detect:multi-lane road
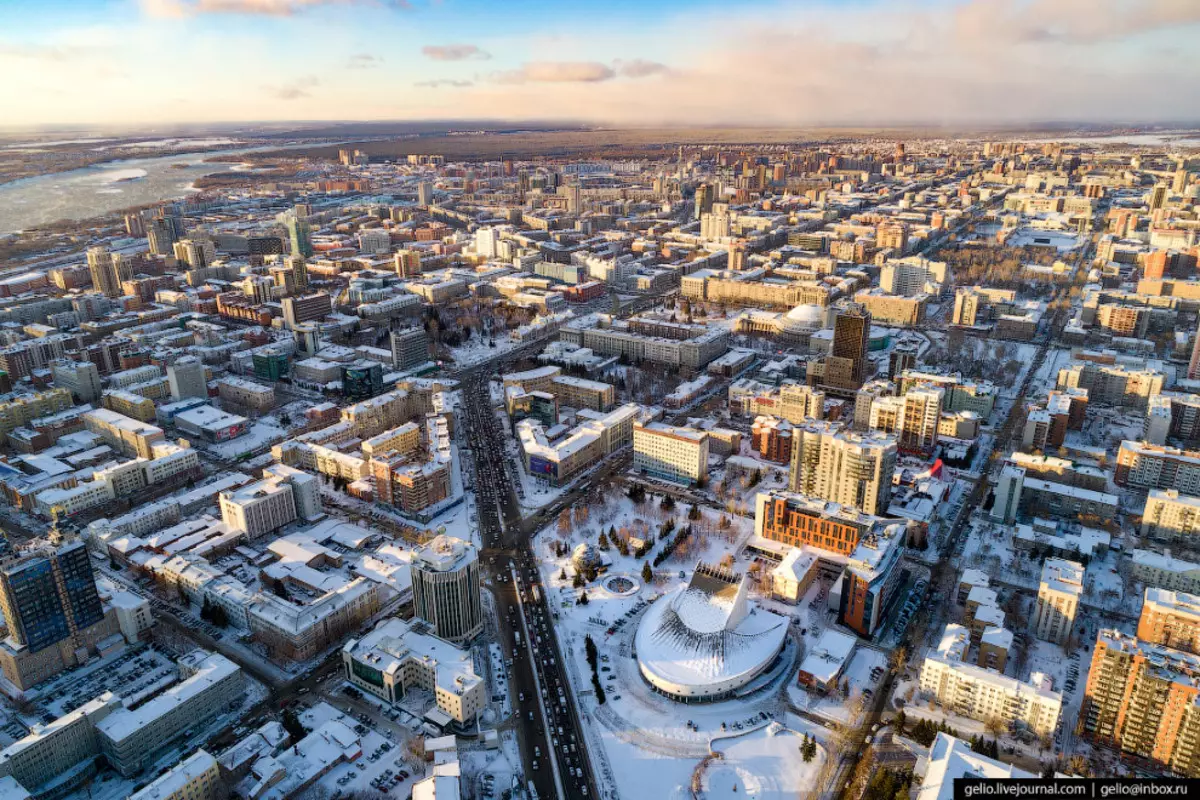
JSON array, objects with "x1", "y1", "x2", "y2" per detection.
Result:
[{"x1": 459, "y1": 370, "x2": 601, "y2": 800}]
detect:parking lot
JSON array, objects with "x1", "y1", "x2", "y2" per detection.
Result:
[{"x1": 34, "y1": 644, "x2": 178, "y2": 720}]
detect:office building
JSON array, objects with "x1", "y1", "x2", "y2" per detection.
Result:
[
  {"x1": 342, "y1": 617, "x2": 485, "y2": 725},
  {"x1": 97, "y1": 651, "x2": 245, "y2": 776},
  {"x1": 390, "y1": 328, "x2": 430, "y2": 372},
  {"x1": 632, "y1": 421, "x2": 710, "y2": 485},
  {"x1": 218, "y1": 477, "x2": 299, "y2": 539},
  {"x1": 517, "y1": 403, "x2": 639, "y2": 486},
  {"x1": 808, "y1": 304, "x2": 872, "y2": 395},
  {"x1": 788, "y1": 421, "x2": 897, "y2": 515},
  {"x1": 285, "y1": 215, "x2": 313, "y2": 258},
  {"x1": 50, "y1": 360, "x2": 102, "y2": 403},
  {"x1": 1082, "y1": 629, "x2": 1200, "y2": 776},
  {"x1": 128, "y1": 750, "x2": 223, "y2": 800},
  {"x1": 167, "y1": 356, "x2": 208, "y2": 401},
  {"x1": 410, "y1": 535, "x2": 482, "y2": 644},
  {"x1": 838, "y1": 521, "x2": 907, "y2": 636},
  {"x1": 1033, "y1": 558, "x2": 1083, "y2": 645},
  {"x1": 282, "y1": 293, "x2": 332, "y2": 329},
  {"x1": 0, "y1": 541, "x2": 122, "y2": 690}
]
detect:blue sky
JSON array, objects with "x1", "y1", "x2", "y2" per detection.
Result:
[{"x1": 2, "y1": 0, "x2": 1199, "y2": 128}]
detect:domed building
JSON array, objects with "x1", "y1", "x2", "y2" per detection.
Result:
[
  {"x1": 635, "y1": 562, "x2": 788, "y2": 702},
  {"x1": 778, "y1": 304, "x2": 827, "y2": 346}
]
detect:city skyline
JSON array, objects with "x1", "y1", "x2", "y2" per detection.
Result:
[{"x1": 3, "y1": 0, "x2": 1200, "y2": 127}]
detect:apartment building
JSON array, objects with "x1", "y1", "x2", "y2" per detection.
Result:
[
  {"x1": 1141, "y1": 489, "x2": 1200, "y2": 542},
  {"x1": 1082, "y1": 629, "x2": 1200, "y2": 776},
  {"x1": 1056, "y1": 361, "x2": 1164, "y2": 410},
  {"x1": 788, "y1": 421, "x2": 897, "y2": 516},
  {"x1": 632, "y1": 421, "x2": 710, "y2": 485},
  {"x1": 867, "y1": 386, "x2": 943, "y2": 455},
  {"x1": 1137, "y1": 587, "x2": 1200, "y2": 655},
  {"x1": 1032, "y1": 558, "x2": 1084, "y2": 645},
  {"x1": 838, "y1": 521, "x2": 907, "y2": 636},
  {"x1": 920, "y1": 624, "x2": 1062, "y2": 737},
  {"x1": 1116, "y1": 441, "x2": 1200, "y2": 493}
]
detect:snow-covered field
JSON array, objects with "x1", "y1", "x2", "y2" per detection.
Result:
[{"x1": 703, "y1": 724, "x2": 825, "y2": 800}]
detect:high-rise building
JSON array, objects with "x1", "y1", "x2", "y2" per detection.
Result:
[
  {"x1": 1082, "y1": 629, "x2": 1200, "y2": 776},
  {"x1": 166, "y1": 356, "x2": 208, "y2": 401},
  {"x1": 1189, "y1": 330, "x2": 1200, "y2": 381},
  {"x1": 394, "y1": 249, "x2": 421, "y2": 278},
  {"x1": 285, "y1": 254, "x2": 309, "y2": 290},
  {"x1": 1149, "y1": 183, "x2": 1168, "y2": 212},
  {"x1": 787, "y1": 421, "x2": 897, "y2": 515},
  {"x1": 830, "y1": 303, "x2": 871, "y2": 385},
  {"x1": 285, "y1": 215, "x2": 313, "y2": 259},
  {"x1": 1032, "y1": 558, "x2": 1083, "y2": 645},
  {"x1": 124, "y1": 212, "x2": 146, "y2": 237},
  {"x1": 417, "y1": 182, "x2": 434, "y2": 207},
  {"x1": 1137, "y1": 587, "x2": 1200, "y2": 655},
  {"x1": 86, "y1": 246, "x2": 123, "y2": 298},
  {"x1": 0, "y1": 541, "x2": 105, "y2": 655},
  {"x1": 868, "y1": 387, "x2": 943, "y2": 454},
  {"x1": 694, "y1": 183, "x2": 714, "y2": 219},
  {"x1": 410, "y1": 535, "x2": 482, "y2": 644},
  {"x1": 173, "y1": 238, "x2": 215, "y2": 269},
  {"x1": 146, "y1": 215, "x2": 182, "y2": 257},
  {"x1": 390, "y1": 328, "x2": 430, "y2": 372},
  {"x1": 50, "y1": 360, "x2": 102, "y2": 403},
  {"x1": 281, "y1": 293, "x2": 332, "y2": 329}
]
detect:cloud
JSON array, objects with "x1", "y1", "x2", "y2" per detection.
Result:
[
  {"x1": 266, "y1": 74, "x2": 319, "y2": 100},
  {"x1": 347, "y1": 53, "x2": 383, "y2": 69},
  {"x1": 492, "y1": 61, "x2": 616, "y2": 84},
  {"x1": 953, "y1": 0, "x2": 1200, "y2": 45},
  {"x1": 141, "y1": 0, "x2": 411, "y2": 17},
  {"x1": 421, "y1": 44, "x2": 490, "y2": 61},
  {"x1": 616, "y1": 59, "x2": 669, "y2": 78},
  {"x1": 415, "y1": 79, "x2": 474, "y2": 88}
]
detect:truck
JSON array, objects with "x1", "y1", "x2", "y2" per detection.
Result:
[{"x1": 532, "y1": 585, "x2": 541, "y2": 604}]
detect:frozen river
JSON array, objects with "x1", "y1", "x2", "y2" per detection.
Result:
[{"x1": 0, "y1": 139, "x2": 338, "y2": 234}]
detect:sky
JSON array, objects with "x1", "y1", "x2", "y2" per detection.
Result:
[{"x1": 2, "y1": 0, "x2": 1200, "y2": 129}]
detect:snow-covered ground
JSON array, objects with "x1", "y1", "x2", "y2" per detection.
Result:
[
  {"x1": 702, "y1": 724, "x2": 825, "y2": 800},
  {"x1": 529, "y1": 496, "x2": 836, "y2": 799}
]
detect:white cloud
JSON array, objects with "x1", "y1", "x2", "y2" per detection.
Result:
[{"x1": 421, "y1": 44, "x2": 490, "y2": 61}]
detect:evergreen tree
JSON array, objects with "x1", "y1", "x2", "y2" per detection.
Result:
[{"x1": 642, "y1": 562, "x2": 653, "y2": 583}]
